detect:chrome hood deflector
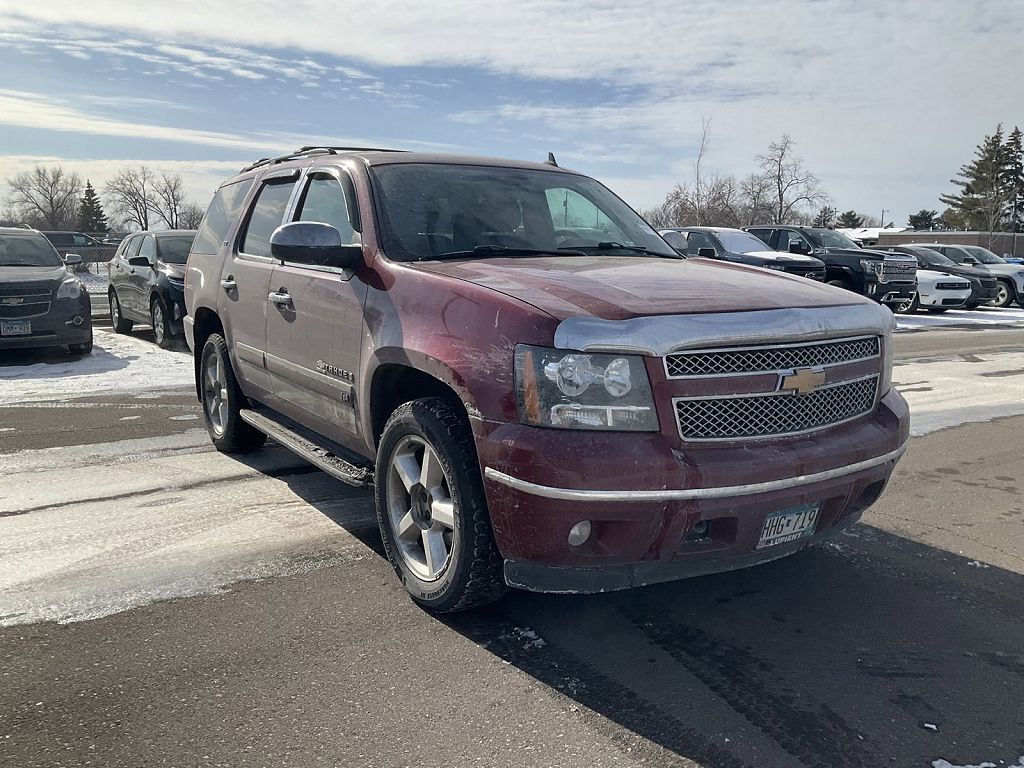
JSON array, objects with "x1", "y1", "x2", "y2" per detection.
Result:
[{"x1": 553, "y1": 304, "x2": 895, "y2": 356}]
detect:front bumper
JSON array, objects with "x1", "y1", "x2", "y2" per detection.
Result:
[
  {"x1": 474, "y1": 389, "x2": 909, "y2": 593},
  {"x1": 0, "y1": 295, "x2": 92, "y2": 350},
  {"x1": 865, "y1": 280, "x2": 916, "y2": 304}
]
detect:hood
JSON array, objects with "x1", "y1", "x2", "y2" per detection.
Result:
[
  {"x1": 934, "y1": 262, "x2": 991, "y2": 279},
  {"x1": 411, "y1": 256, "x2": 866, "y2": 321},
  {"x1": 917, "y1": 269, "x2": 970, "y2": 289},
  {"x1": 825, "y1": 247, "x2": 885, "y2": 259},
  {"x1": 0, "y1": 265, "x2": 69, "y2": 286},
  {"x1": 159, "y1": 262, "x2": 186, "y2": 280},
  {"x1": 739, "y1": 251, "x2": 823, "y2": 265}
]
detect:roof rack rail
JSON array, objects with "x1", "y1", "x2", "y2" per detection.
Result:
[{"x1": 240, "y1": 145, "x2": 408, "y2": 173}]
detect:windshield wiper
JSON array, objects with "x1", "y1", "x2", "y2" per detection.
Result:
[
  {"x1": 558, "y1": 241, "x2": 683, "y2": 259},
  {"x1": 425, "y1": 245, "x2": 589, "y2": 261}
]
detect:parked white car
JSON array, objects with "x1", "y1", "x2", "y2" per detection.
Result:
[{"x1": 907, "y1": 269, "x2": 972, "y2": 313}]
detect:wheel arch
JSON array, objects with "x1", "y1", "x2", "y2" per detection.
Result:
[{"x1": 190, "y1": 307, "x2": 224, "y2": 400}]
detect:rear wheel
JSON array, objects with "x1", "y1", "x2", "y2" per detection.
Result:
[
  {"x1": 376, "y1": 398, "x2": 506, "y2": 613},
  {"x1": 109, "y1": 290, "x2": 132, "y2": 333},
  {"x1": 151, "y1": 296, "x2": 172, "y2": 349},
  {"x1": 990, "y1": 280, "x2": 1014, "y2": 308},
  {"x1": 199, "y1": 333, "x2": 266, "y2": 453}
]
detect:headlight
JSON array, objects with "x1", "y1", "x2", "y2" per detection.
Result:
[
  {"x1": 55, "y1": 277, "x2": 82, "y2": 299},
  {"x1": 515, "y1": 345, "x2": 658, "y2": 431},
  {"x1": 859, "y1": 259, "x2": 883, "y2": 278}
]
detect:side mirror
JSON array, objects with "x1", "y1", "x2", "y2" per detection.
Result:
[
  {"x1": 270, "y1": 222, "x2": 361, "y2": 270},
  {"x1": 961, "y1": 256, "x2": 978, "y2": 265},
  {"x1": 63, "y1": 253, "x2": 83, "y2": 266},
  {"x1": 788, "y1": 241, "x2": 805, "y2": 254},
  {"x1": 697, "y1": 247, "x2": 717, "y2": 259},
  {"x1": 128, "y1": 255, "x2": 151, "y2": 268}
]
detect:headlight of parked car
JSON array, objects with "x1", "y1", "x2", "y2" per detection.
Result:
[
  {"x1": 55, "y1": 276, "x2": 82, "y2": 299},
  {"x1": 515, "y1": 345, "x2": 659, "y2": 431},
  {"x1": 859, "y1": 259, "x2": 884, "y2": 279}
]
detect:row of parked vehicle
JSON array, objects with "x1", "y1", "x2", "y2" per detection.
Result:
[{"x1": 658, "y1": 226, "x2": 1024, "y2": 313}]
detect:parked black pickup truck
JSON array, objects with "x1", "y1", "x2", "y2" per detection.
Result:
[{"x1": 744, "y1": 226, "x2": 917, "y2": 308}]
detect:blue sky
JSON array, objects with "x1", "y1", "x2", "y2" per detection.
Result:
[{"x1": 1, "y1": 1, "x2": 1022, "y2": 225}]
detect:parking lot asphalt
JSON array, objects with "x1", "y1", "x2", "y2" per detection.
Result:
[{"x1": 1, "y1": 328, "x2": 1023, "y2": 768}]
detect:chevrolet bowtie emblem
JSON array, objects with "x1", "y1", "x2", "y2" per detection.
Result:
[
  {"x1": 779, "y1": 367, "x2": 826, "y2": 395},
  {"x1": 1, "y1": 297, "x2": 24, "y2": 305}
]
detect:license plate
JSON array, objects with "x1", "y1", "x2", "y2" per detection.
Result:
[
  {"x1": 757, "y1": 503, "x2": 820, "y2": 549},
  {"x1": 0, "y1": 320, "x2": 30, "y2": 336}
]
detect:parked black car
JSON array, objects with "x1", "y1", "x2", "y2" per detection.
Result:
[
  {"x1": 107, "y1": 230, "x2": 196, "y2": 348},
  {"x1": 744, "y1": 226, "x2": 917, "y2": 308},
  {"x1": 659, "y1": 226, "x2": 826, "y2": 280},
  {"x1": 877, "y1": 245, "x2": 998, "y2": 308},
  {"x1": 0, "y1": 227, "x2": 92, "y2": 355}
]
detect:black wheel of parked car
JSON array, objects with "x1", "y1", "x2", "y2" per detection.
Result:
[
  {"x1": 376, "y1": 397, "x2": 506, "y2": 613},
  {"x1": 151, "y1": 296, "x2": 172, "y2": 349},
  {"x1": 109, "y1": 290, "x2": 133, "y2": 334},
  {"x1": 990, "y1": 279, "x2": 1015, "y2": 308},
  {"x1": 925, "y1": 307, "x2": 949, "y2": 314},
  {"x1": 68, "y1": 328, "x2": 93, "y2": 356},
  {"x1": 199, "y1": 333, "x2": 266, "y2": 453}
]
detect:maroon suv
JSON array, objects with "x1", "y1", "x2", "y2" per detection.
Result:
[{"x1": 184, "y1": 147, "x2": 909, "y2": 612}]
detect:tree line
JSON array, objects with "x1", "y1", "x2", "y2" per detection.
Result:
[{"x1": 1, "y1": 165, "x2": 207, "y2": 233}]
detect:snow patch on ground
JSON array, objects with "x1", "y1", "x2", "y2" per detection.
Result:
[
  {"x1": 933, "y1": 758, "x2": 1024, "y2": 768},
  {"x1": 895, "y1": 351, "x2": 1024, "y2": 436},
  {"x1": 897, "y1": 306, "x2": 1024, "y2": 330},
  {"x1": 0, "y1": 329, "x2": 192, "y2": 404},
  {"x1": 77, "y1": 270, "x2": 109, "y2": 296}
]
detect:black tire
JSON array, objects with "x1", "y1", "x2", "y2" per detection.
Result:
[
  {"x1": 375, "y1": 398, "x2": 506, "y2": 613},
  {"x1": 151, "y1": 296, "x2": 173, "y2": 349},
  {"x1": 109, "y1": 290, "x2": 132, "y2": 334},
  {"x1": 68, "y1": 327, "x2": 93, "y2": 356},
  {"x1": 199, "y1": 333, "x2": 266, "y2": 453},
  {"x1": 990, "y1": 279, "x2": 1015, "y2": 308},
  {"x1": 925, "y1": 307, "x2": 949, "y2": 314}
]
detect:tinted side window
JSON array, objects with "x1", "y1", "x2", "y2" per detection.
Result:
[
  {"x1": 684, "y1": 231, "x2": 717, "y2": 256},
  {"x1": 295, "y1": 174, "x2": 356, "y2": 243},
  {"x1": 777, "y1": 229, "x2": 809, "y2": 252},
  {"x1": 240, "y1": 178, "x2": 297, "y2": 258},
  {"x1": 138, "y1": 235, "x2": 156, "y2": 262},
  {"x1": 193, "y1": 178, "x2": 255, "y2": 255},
  {"x1": 72, "y1": 234, "x2": 91, "y2": 246},
  {"x1": 125, "y1": 236, "x2": 143, "y2": 260},
  {"x1": 746, "y1": 228, "x2": 773, "y2": 245}
]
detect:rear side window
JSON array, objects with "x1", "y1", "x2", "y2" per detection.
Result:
[
  {"x1": 124, "y1": 236, "x2": 143, "y2": 260},
  {"x1": 746, "y1": 228, "x2": 774, "y2": 246},
  {"x1": 240, "y1": 178, "x2": 297, "y2": 258},
  {"x1": 192, "y1": 178, "x2": 254, "y2": 255}
]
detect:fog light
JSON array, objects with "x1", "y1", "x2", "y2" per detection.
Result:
[
  {"x1": 686, "y1": 520, "x2": 709, "y2": 542},
  {"x1": 73, "y1": 315, "x2": 84, "y2": 326},
  {"x1": 568, "y1": 520, "x2": 592, "y2": 547}
]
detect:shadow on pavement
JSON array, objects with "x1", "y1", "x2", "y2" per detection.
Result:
[{"x1": 273, "y1": 460, "x2": 1024, "y2": 767}]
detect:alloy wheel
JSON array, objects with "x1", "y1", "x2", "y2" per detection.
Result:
[
  {"x1": 385, "y1": 435, "x2": 456, "y2": 581},
  {"x1": 152, "y1": 302, "x2": 164, "y2": 345},
  {"x1": 202, "y1": 349, "x2": 229, "y2": 436}
]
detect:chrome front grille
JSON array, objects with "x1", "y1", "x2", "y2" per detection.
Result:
[
  {"x1": 674, "y1": 376, "x2": 879, "y2": 441},
  {"x1": 0, "y1": 291, "x2": 52, "y2": 319},
  {"x1": 881, "y1": 257, "x2": 916, "y2": 282},
  {"x1": 665, "y1": 336, "x2": 879, "y2": 378}
]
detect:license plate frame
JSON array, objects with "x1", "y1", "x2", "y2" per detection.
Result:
[
  {"x1": 757, "y1": 503, "x2": 820, "y2": 549},
  {"x1": 0, "y1": 320, "x2": 31, "y2": 336}
]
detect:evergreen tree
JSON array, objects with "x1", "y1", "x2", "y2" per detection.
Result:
[
  {"x1": 836, "y1": 210, "x2": 863, "y2": 228},
  {"x1": 1002, "y1": 126, "x2": 1023, "y2": 233},
  {"x1": 908, "y1": 209, "x2": 939, "y2": 230},
  {"x1": 76, "y1": 180, "x2": 109, "y2": 233},
  {"x1": 813, "y1": 205, "x2": 837, "y2": 227},
  {"x1": 940, "y1": 125, "x2": 1009, "y2": 237}
]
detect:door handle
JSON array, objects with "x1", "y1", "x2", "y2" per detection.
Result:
[
  {"x1": 268, "y1": 290, "x2": 292, "y2": 306},
  {"x1": 220, "y1": 277, "x2": 237, "y2": 291}
]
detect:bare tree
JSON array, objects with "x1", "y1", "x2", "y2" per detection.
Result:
[
  {"x1": 737, "y1": 173, "x2": 775, "y2": 225},
  {"x1": 178, "y1": 202, "x2": 206, "y2": 229},
  {"x1": 5, "y1": 166, "x2": 82, "y2": 229},
  {"x1": 105, "y1": 167, "x2": 155, "y2": 231},
  {"x1": 150, "y1": 172, "x2": 188, "y2": 228},
  {"x1": 756, "y1": 135, "x2": 828, "y2": 224}
]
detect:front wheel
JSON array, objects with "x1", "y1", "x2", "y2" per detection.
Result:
[
  {"x1": 894, "y1": 294, "x2": 919, "y2": 314},
  {"x1": 375, "y1": 398, "x2": 506, "y2": 613},
  {"x1": 990, "y1": 280, "x2": 1014, "y2": 308},
  {"x1": 199, "y1": 333, "x2": 266, "y2": 453},
  {"x1": 151, "y1": 296, "x2": 172, "y2": 349}
]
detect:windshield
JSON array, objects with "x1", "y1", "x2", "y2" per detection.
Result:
[
  {"x1": 908, "y1": 247, "x2": 955, "y2": 268},
  {"x1": 0, "y1": 234, "x2": 63, "y2": 267},
  {"x1": 810, "y1": 229, "x2": 860, "y2": 250},
  {"x1": 961, "y1": 245, "x2": 1005, "y2": 265},
  {"x1": 370, "y1": 163, "x2": 677, "y2": 261},
  {"x1": 716, "y1": 229, "x2": 773, "y2": 254},
  {"x1": 156, "y1": 235, "x2": 195, "y2": 265}
]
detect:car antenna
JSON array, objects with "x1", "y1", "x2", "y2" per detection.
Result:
[{"x1": 545, "y1": 152, "x2": 558, "y2": 167}]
